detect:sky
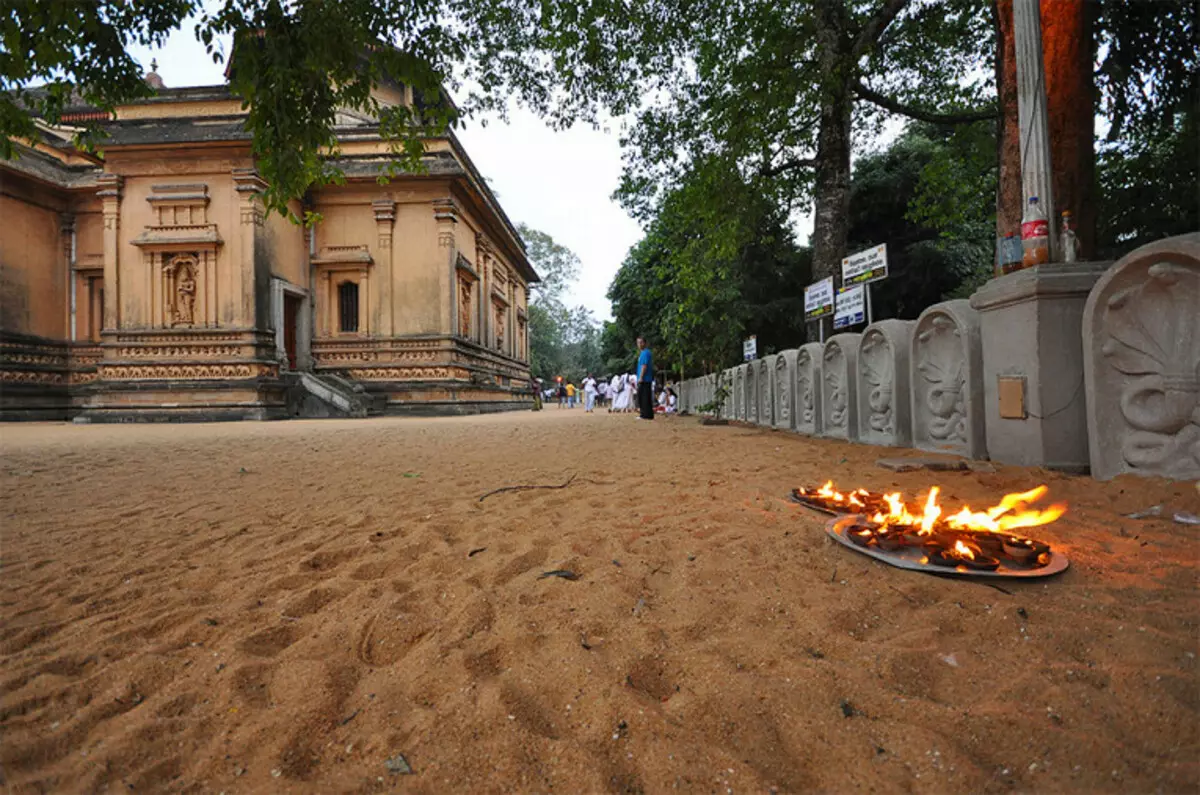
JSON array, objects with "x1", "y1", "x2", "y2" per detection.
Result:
[{"x1": 127, "y1": 25, "x2": 646, "y2": 321}]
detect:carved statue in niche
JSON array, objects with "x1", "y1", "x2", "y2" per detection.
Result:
[
  {"x1": 459, "y1": 281, "x2": 472, "y2": 338},
  {"x1": 797, "y1": 356, "x2": 815, "y2": 426},
  {"x1": 915, "y1": 315, "x2": 967, "y2": 442},
  {"x1": 1100, "y1": 261, "x2": 1199, "y2": 476},
  {"x1": 824, "y1": 346, "x2": 847, "y2": 428},
  {"x1": 170, "y1": 256, "x2": 198, "y2": 326},
  {"x1": 861, "y1": 332, "x2": 894, "y2": 433},
  {"x1": 495, "y1": 305, "x2": 505, "y2": 351},
  {"x1": 775, "y1": 357, "x2": 790, "y2": 425}
]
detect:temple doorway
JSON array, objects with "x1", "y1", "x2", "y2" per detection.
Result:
[{"x1": 283, "y1": 293, "x2": 302, "y2": 371}]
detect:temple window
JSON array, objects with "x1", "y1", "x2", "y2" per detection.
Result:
[{"x1": 338, "y1": 281, "x2": 360, "y2": 333}]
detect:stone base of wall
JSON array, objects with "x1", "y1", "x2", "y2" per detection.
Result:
[{"x1": 73, "y1": 378, "x2": 291, "y2": 423}]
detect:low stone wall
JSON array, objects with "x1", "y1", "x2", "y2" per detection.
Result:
[{"x1": 677, "y1": 233, "x2": 1199, "y2": 482}]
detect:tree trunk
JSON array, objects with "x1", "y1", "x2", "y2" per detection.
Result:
[
  {"x1": 810, "y1": 79, "x2": 853, "y2": 284},
  {"x1": 995, "y1": 0, "x2": 1023, "y2": 270},
  {"x1": 1041, "y1": 0, "x2": 1095, "y2": 259}
]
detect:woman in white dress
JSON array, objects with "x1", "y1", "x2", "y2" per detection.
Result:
[
  {"x1": 626, "y1": 373, "x2": 638, "y2": 413},
  {"x1": 609, "y1": 374, "x2": 628, "y2": 412}
]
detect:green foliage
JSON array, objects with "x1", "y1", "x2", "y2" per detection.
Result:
[{"x1": 518, "y1": 224, "x2": 602, "y2": 382}]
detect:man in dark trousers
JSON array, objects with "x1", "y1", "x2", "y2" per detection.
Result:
[{"x1": 636, "y1": 336, "x2": 654, "y2": 420}]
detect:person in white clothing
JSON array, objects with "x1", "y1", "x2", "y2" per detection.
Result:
[
  {"x1": 610, "y1": 373, "x2": 630, "y2": 412},
  {"x1": 582, "y1": 374, "x2": 598, "y2": 412}
]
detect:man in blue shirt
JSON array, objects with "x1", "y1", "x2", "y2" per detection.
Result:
[{"x1": 636, "y1": 336, "x2": 654, "y2": 420}]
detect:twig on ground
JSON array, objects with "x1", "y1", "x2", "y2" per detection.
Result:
[
  {"x1": 478, "y1": 473, "x2": 577, "y2": 502},
  {"x1": 830, "y1": 567, "x2": 838, "y2": 583},
  {"x1": 977, "y1": 581, "x2": 1014, "y2": 596},
  {"x1": 886, "y1": 583, "x2": 917, "y2": 604}
]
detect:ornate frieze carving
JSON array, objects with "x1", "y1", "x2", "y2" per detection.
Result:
[
  {"x1": 822, "y1": 334, "x2": 860, "y2": 440},
  {"x1": 795, "y1": 343, "x2": 824, "y2": 436},
  {"x1": 345, "y1": 366, "x2": 467, "y2": 381},
  {"x1": 857, "y1": 319, "x2": 915, "y2": 447},
  {"x1": 0, "y1": 370, "x2": 68, "y2": 385},
  {"x1": 911, "y1": 299, "x2": 986, "y2": 458},
  {"x1": 99, "y1": 363, "x2": 274, "y2": 380},
  {"x1": 1083, "y1": 233, "x2": 1200, "y2": 480},
  {"x1": 114, "y1": 345, "x2": 242, "y2": 359}
]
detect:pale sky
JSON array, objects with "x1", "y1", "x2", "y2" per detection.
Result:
[{"x1": 126, "y1": 25, "x2": 645, "y2": 321}]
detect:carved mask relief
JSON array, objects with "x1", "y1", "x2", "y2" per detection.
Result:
[
  {"x1": 1100, "y1": 262, "x2": 1200, "y2": 476},
  {"x1": 915, "y1": 315, "x2": 967, "y2": 442},
  {"x1": 861, "y1": 331, "x2": 894, "y2": 433}
]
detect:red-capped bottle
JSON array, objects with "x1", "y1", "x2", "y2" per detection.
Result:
[{"x1": 1021, "y1": 196, "x2": 1050, "y2": 268}]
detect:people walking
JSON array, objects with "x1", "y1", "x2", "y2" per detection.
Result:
[
  {"x1": 582, "y1": 373, "x2": 597, "y2": 412},
  {"x1": 636, "y1": 337, "x2": 654, "y2": 420},
  {"x1": 565, "y1": 381, "x2": 577, "y2": 408},
  {"x1": 557, "y1": 380, "x2": 567, "y2": 408}
]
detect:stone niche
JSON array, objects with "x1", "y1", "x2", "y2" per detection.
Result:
[
  {"x1": 745, "y1": 360, "x2": 759, "y2": 424},
  {"x1": 758, "y1": 355, "x2": 775, "y2": 426},
  {"x1": 971, "y1": 260, "x2": 1111, "y2": 470},
  {"x1": 857, "y1": 320, "x2": 915, "y2": 446},
  {"x1": 1083, "y1": 233, "x2": 1200, "y2": 481},
  {"x1": 774, "y1": 350, "x2": 798, "y2": 430},
  {"x1": 721, "y1": 368, "x2": 736, "y2": 419},
  {"x1": 795, "y1": 342, "x2": 824, "y2": 435},
  {"x1": 911, "y1": 299, "x2": 986, "y2": 458},
  {"x1": 821, "y1": 334, "x2": 860, "y2": 440}
]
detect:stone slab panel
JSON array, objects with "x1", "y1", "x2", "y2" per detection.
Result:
[
  {"x1": 795, "y1": 343, "x2": 823, "y2": 435},
  {"x1": 971, "y1": 261, "x2": 1111, "y2": 471},
  {"x1": 821, "y1": 333, "x2": 860, "y2": 440},
  {"x1": 745, "y1": 361, "x2": 759, "y2": 424},
  {"x1": 774, "y1": 349, "x2": 798, "y2": 430},
  {"x1": 857, "y1": 319, "x2": 916, "y2": 447},
  {"x1": 911, "y1": 299, "x2": 986, "y2": 459},
  {"x1": 1082, "y1": 233, "x2": 1200, "y2": 481},
  {"x1": 757, "y1": 354, "x2": 776, "y2": 426},
  {"x1": 734, "y1": 365, "x2": 747, "y2": 420}
]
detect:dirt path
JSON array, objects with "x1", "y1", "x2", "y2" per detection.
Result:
[{"x1": 2, "y1": 411, "x2": 1197, "y2": 793}]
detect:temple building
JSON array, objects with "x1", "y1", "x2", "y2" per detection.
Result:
[{"x1": 0, "y1": 63, "x2": 537, "y2": 421}]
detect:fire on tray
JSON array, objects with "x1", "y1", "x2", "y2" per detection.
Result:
[{"x1": 793, "y1": 481, "x2": 1065, "y2": 572}]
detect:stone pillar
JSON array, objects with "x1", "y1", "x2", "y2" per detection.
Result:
[
  {"x1": 373, "y1": 198, "x2": 396, "y2": 336},
  {"x1": 477, "y1": 235, "x2": 492, "y2": 346},
  {"x1": 795, "y1": 342, "x2": 823, "y2": 436},
  {"x1": 97, "y1": 174, "x2": 121, "y2": 331},
  {"x1": 1082, "y1": 233, "x2": 1200, "y2": 481},
  {"x1": 433, "y1": 198, "x2": 459, "y2": 336},
  {"x1": 1013, "y1": 0, "x2": 1059, "y2": 261},
  {"x1": 856, "y1": 319, "x2": 916, "y2": 447},
  {"x1": 911, "y1": 300, "x2": 987, "y2": 459},
  {"x1": 233, "y1": 169, "x2": 266, "y2": 327},
  {"x1": 821, "y1": 334, "x2": 860, "y2": 440},
  {"x1": 61, "y1": 213, "x2": 76, "y2": 341},
  {"x1": 970, "y1": 262, "x2": 1109, "y2": 470}
]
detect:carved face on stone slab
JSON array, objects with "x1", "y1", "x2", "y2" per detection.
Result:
[{"x1": 916, "y1": 315, "x2": 967, "y2": 442}]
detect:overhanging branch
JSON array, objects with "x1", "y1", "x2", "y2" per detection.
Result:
[
  {"x1": 852, "y1": 0, "x2": 912, "y2": 59},
  {"x1": 761, "y1": 156, "x2": 817, "y2": 178},
  {"x1": 853, "y1": 80, "x2": 999, "y2": 124}
]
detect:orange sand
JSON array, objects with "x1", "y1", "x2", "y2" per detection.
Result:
[{"x1": 1, "y1": 410, "x2": 1197, "y2": 793}]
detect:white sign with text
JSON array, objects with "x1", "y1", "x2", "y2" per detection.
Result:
[
  {"x1": 834, "y1": 284, "x2": 866, "y2": 330},
  {"x1": 842, "y1": 244, "x2": 888, "y2": 285},
  {"x1": 804, "y1": 276, "x2": 835, "y2": 320}
]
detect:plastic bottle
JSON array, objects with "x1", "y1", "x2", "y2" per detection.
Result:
[
  {"x1": 1021, "y1": 196, "x2": 1049, "y2": 268},
  {"x1": 1060, "y1": 211, "x2": 1077, "y2": 263}
]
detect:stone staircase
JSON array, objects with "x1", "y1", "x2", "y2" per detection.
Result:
[{"x1": 286, "y1": 372, "x2": 383, "y2": 418}]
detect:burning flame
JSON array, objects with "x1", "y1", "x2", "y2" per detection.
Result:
[
  {"x1": 813, "y1": 480, "x2": 871, "y2": 510},
  {"x1": 952, "y1": 540, "x2": 976, "y2": 560},
  {"x1": 857, "y1": 483, "x2": 1065, "y2": 536}
]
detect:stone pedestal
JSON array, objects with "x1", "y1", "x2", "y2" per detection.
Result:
[
  {"x1": 857, "y1": 320, "x2": 916, "y2": 447},
  {"x1": 911, "y1": 300, "x2": 986, "y2": 458},
  {"x1": 734, "y1": 364, "x2": 747, "y2": 420},
  {"x1": 745, "y1": 360, "x2": 759, "y2": 424},
  {"x1": 795, "y1": 343, "x2": 823, "y2": 435},
  {"x1": 758, "y1": 355, "x2": 775, "y2": 426},
  {"x1": 970, "y1": 261, "x2": 1110, "y2": 470},
  {"x1": 775, "y1": 350, "x2": 798, "y2": 430},
  {"x1": 1083, "y1": 233, "x2": 1200, "y2": 480},
  {"x1": 822, "y1": 334, "x2": 860, "y2": 440}
]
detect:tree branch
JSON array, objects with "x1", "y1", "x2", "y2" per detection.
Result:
[
  {"x1": 852, "y1": 0, "x2": 912, "y2": 59},
  {"x1": 761, "y1": 156, "x2": 817, "y2": 178},
  {"x1": 853, "y1": 80, "x2": 999, "y2": 124}
]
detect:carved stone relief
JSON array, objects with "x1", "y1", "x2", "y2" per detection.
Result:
[
  {"x1": 1083, "y1": 233, "x2": 1200, "y2": 480},
  {"x1": 911, "y1": 299, "x2": 986, "y2": 458},
  {"x1": 167, "y1": 254, "x2": 199, "y2": 327},
  {"x1": 722, "y1": 368, "x2": 736, "y2": 419},
  {"x1": 775, "y1": 350, "x2": 797, "y2": 430},
  {"x1": 794, "y1": 342, "x2": 823, "y2": 436},
  {"x1": 734, "y1": 364, "x2": 747, "y2": 421},
  {"x1": 745, "y1": 360, "x2": 759, "y2": 424},
  {"x1": 757, "y1": 355, "x2": 774, "y2": 426},
  {"x1": 857, "y1": 319, "x2": 915, "y2": 447},
  {"x1": 821, "y1": 334, "x2": 860, "y2": 440}
]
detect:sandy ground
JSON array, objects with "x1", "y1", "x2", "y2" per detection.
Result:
[{"x1": 1, "y1": 409, "x2": 1197, "y2": 794}]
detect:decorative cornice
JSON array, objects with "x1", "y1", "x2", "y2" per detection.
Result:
[{"x1": 432, "y1": 197, "x2": 459, "y2": 224}]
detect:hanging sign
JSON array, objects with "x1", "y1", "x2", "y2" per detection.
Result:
[
  {"x1": 804, "y1": 277, "x2": 835, "y2": 321},
  {"x1": 743, "y1": 335, "x2": 757, "y2": 361},
  {"x1": 833, "y1": 284, "x2": 866, "y2": 330},
  {"x1": 842, "y1": 244, "x2": 888, "y2": 285}
]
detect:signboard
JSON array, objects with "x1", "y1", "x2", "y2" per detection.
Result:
[
  {"x1": 842, "y1": 244, "x2": 888, "y2": 285},
  {"x1": 833, "y1": 284, "x2": 866, "y2": 330},
  {"x1": 743, "y1": 335, "x2": 757, "y2": 361},
  {"x1": 804, "y1": 277, "x2": 835, "y2": 320}
]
